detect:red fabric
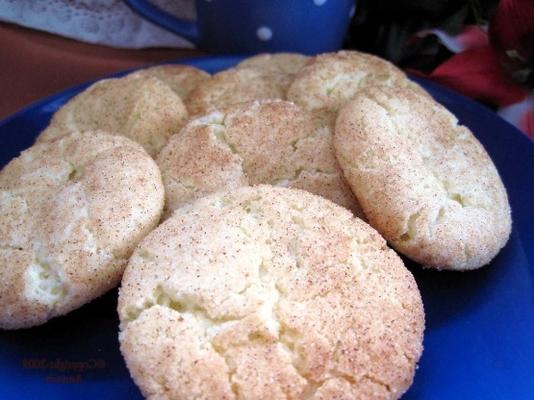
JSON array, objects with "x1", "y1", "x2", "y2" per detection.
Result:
[
  {"x1": 489, "y1": 0, "x2": 534, "y2": 65},
  {"x1": 455, "y1": 26, "x2": 488, "y2": 51},
  {"x1": 407, "y1": 1, "x2": 533, "y2": 139},
  {"x1": 427, "y1": 47, "x2": 528, "y2": 107},
  {"x1": 519, "y1": 108, "x2": 534, "y2": 139}
]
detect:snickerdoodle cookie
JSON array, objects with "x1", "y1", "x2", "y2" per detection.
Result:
[
  {"x1": 118, "y1": 185, "x2": 425, "y2": 400},
  {"x1": 236, "y1": 52, "x2": 310, "y2": 92},
  {"x1": 186, "y1": 67, "x2": 287, "y2": 117},
  {"x1": 287, "y1": 50, "x2": 428, "y2": 126},
  {"x1": 0, "y1": 131, "x2": 164, "y2": 329},
  {"x1": 37, "y1": 74, "x2": 188, "y2": 156},
  {"x1": 128, "y1": 64, "x2": 210, "y2": 103},
  {"x1": 334, "y1": 86, "x2": 511, "y2": 270},
  {"x1": 156, "y1": 100, "x2": 361, "y2": 218}
]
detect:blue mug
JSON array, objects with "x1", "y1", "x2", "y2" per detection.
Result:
[{"x1": 124, "y1": 0, "x2": 356, "y2": 54}]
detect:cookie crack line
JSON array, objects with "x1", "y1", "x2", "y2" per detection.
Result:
[
  {"x1": 242, "y1": 206, "x2": 359, "y2": 398},
  {"x1": 399, "y1": 209, "x2": 423, "y2": 242},
  {"x1": 165, "y1": 176, "x2": 198, "y2": 192},
  {"x1": 0, "y1": 244, "x2": 28, "y2": 252},
  {"x1": 253, "y1": 249, "x2": 323, "y2": 399},
  {"x1": 124, "y1": 284, "x2": 249, "y2": 327},
  {"x1": 274, "y1": 204, "x2": 411, "y2": 397},
  {"x1": 77, "y1": 181, "x2": 107, "y2": 256},
  {"x1": 57, "y1": 134, "x2": 146, "y2": 178},
  {"x1": 289, "y1": 124, "x2": 327, "y2": 152},
  {"x1": 2, "y1": 211, "x2": 81, "y2": 315},
  {"x1": 210, "y1": 109, "x2": 341, "y2": 184},
  {"x1": 210, "y1": 342, "x2": 239, "y2": 398},
  {"x1": 270, "y1": 167, "x2": 339, "y2": 187},
  {"x1": 207, "y1": 117, "x2": 247, "y2": 176},
  {"x1": 124, "y1": 285, "x2": 249, "y2": 398},
  {"x1": 122, "y1": 285, "x2": 247, "y2": 398},
  {"x1": 25, "y1": 258, "x2": 68, "y2": 311},
  {"x1": 123, "y1": 196, "x2": 407, "y2": 398},
  {"x1": 364, "y1": 95, "x2": 486, "y2": 210},
  {"x1": 213, "y1": 125, "x2": 240, "y2": 156},
  {"x1": 361, "y1": 373, "x2": 393, "y2": 393}
]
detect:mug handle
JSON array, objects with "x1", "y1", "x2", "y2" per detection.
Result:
[{"x1": 123, "y1": 0, "x2": 199, "y2": 43}]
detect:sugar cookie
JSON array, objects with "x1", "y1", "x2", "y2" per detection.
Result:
[
  {"x1": 0, "y1": 132, "x2": 164, "y2": 329},
  {"x1": 156, "y1": 100, "x2": 361, "y2": 218},
  {"x1": 37, "y1": 75, "x2": 188, "y2": 156},
  {"x1": 335, "y1": 86, "x2": 512, "y2": 270},
  {"x1": 236, "y1": 52, "x2": 310, "y2": 91},
  {"x1": 118, "y1": 185, "x2": 424, "y2": 400},
  {"x1": 186, "y1": 67, "x2": 286, "y2": 117},
  {"x1": 288, "y1": 50, "x2": 428, "y2": 126},
  {"x1": 128, "y1": 64, "x2": 210, "y2": 102}
]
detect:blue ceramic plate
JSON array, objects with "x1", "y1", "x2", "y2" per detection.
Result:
[{"x1": 0, "y1": 56, "x2": 533, "y2": 400}]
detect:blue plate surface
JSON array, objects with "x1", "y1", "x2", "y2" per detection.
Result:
[{"x1": 0, "y1": 56, "x2": 533, "y2": 400}]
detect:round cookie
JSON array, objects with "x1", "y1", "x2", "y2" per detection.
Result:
[
  {"x1": 37, "y1": 74, "x2": 188, "y2": 156},
  {"x1": 236, "y1": 52, "x2": 310, "y2": 91},
  {"x1": 186, "y1": 67, "x2": 286, "y2": 117},
  {"x1": 128, "y1": 64, "x2": 210, "y2": 102},
  {"x1": 0, "y1": 131, "x2": 164, "y2": 329},
  {"x1": 156, "y1": 100, "x2": 362, "y2": 218},
  {"x1": 335, "y1": 86, "x2": 512, "y2": 270},
  {"x1": 287, "y1": 50, "x2": 428, "y2": 126},
  {"x1": 118, "y1": 185, "x2": 425, "y2": 400}
]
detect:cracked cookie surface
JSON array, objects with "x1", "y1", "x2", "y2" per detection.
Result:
[
  {"x1": 37, "y1": 74, "x2": 188, "y2": 157},
  {"x1": 186, "y1": 67, "x2": 287, "y2": 117},
  {"x1": 0, "y1": 131, "x2": 164, "y2": 329},
  {"x1": 236, "y1": 53, "x2": 310, "y2": 94},
  {"x1": 287, "y1": 50, "x2": 428, "y2": 127},
  {"x1": 128, "y1": 64, "x2": 210, "y2": 103},
  {"x1": 156, "y1": 100, "x2": 362, "y2": 219},
  {"x1": 334, "y1": 86, "x2": 511, "y2": 270},
  {"x1": 118, "y1": 185, "x2": 424, "y2": 400}
]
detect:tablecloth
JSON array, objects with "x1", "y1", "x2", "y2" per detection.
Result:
[{"x1": 0, "y1": 22, "x2": 202, "y2": 120}]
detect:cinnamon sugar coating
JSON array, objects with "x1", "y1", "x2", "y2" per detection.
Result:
[
  {"x1": 119, "y1": 185, "x2": 424, "y2": 400},
  {"x1": 335, "y1": 86, "x2": 511, "y2": 270},
  {"x1": 0, "y1": 131, "x2": 164, "y2": 329}
]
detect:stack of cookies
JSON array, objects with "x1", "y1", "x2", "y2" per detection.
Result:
[{"x1": 0, "y1": 50, "x2": 511, "y2": 400}]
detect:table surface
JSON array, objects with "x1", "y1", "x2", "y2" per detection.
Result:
[{"x1": 0, "y1": 22, "x2": 203, "y2": 120}]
